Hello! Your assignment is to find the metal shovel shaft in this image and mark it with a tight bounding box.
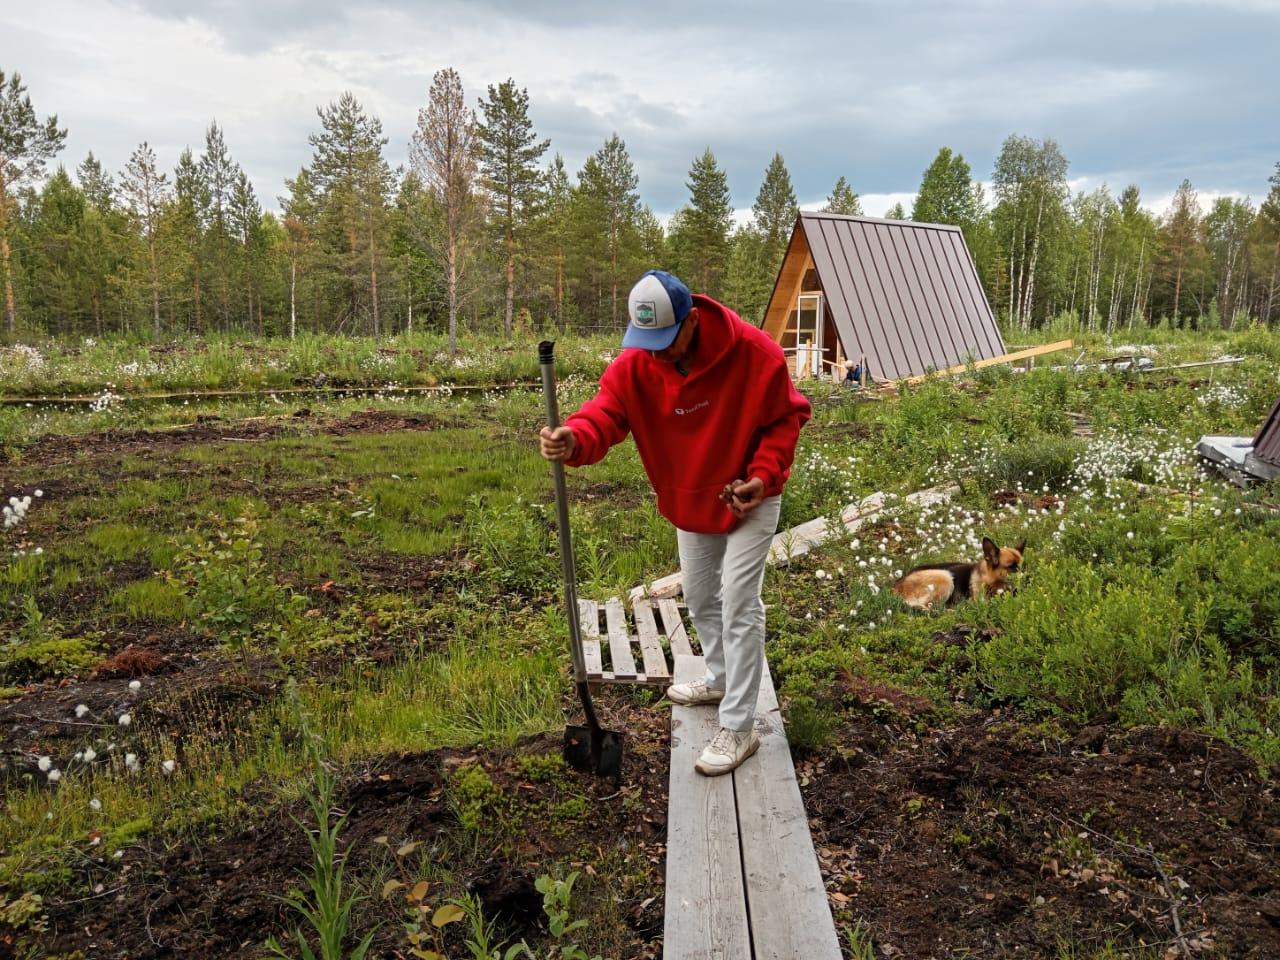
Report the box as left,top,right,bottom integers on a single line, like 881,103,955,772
538,342,592,696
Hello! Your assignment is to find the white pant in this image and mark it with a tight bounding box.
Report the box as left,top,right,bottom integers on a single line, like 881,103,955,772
676,496,782,731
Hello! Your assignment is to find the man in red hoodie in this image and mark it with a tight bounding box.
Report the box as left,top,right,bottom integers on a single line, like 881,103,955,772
539,270,810,775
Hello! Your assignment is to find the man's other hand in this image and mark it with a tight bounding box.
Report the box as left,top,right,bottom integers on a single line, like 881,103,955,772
728,476,765,517
539,425,576,461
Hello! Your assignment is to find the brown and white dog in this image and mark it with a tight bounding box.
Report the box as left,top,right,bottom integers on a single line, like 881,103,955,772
892,537,1025,611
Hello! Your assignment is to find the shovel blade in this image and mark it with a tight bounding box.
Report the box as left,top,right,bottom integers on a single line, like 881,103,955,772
563,724,624,779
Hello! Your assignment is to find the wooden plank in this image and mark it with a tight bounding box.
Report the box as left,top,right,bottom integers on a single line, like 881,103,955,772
658,598,694,657
895,338,1073,386
603,597,637,680
664,655,751,960
632,598,671,682
577,599,603,679
735,657,842,960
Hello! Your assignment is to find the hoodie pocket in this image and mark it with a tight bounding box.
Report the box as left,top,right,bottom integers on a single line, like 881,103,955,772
657,482,738,535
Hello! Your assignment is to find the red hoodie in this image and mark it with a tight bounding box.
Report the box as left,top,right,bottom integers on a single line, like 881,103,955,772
565,294,812,534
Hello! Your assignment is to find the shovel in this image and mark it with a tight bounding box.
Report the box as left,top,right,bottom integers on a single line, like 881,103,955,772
538,341,624,779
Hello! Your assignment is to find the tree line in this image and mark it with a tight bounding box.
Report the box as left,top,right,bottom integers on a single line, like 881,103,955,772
2,66,1278,345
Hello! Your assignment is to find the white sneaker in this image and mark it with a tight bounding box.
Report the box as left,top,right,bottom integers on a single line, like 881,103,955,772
695,727,760,777
666,678,725,706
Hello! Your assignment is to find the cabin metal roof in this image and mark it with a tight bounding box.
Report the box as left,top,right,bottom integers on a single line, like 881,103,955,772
1252,394,1280,467
764,212,1005,380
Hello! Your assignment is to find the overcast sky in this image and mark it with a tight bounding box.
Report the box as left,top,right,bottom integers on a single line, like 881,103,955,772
3,0,1278,221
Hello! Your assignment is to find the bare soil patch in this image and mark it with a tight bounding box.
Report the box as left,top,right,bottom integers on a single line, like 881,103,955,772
803,708,1279,958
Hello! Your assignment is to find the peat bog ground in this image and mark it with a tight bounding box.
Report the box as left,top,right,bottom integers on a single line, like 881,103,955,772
2,329,1279,959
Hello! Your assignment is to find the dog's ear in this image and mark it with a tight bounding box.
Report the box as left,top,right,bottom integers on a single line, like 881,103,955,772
1016,539,1027,555
982,536,999,566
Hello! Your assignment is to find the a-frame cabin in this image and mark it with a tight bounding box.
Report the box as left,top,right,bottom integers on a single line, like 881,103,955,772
762,211,1007,383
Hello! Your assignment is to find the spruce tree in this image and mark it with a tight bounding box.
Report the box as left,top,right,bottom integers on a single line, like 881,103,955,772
884,202,907,220
577,134,640,324
752,153,798,276
822,176,862,215
678,148,732,294
477,78,549,338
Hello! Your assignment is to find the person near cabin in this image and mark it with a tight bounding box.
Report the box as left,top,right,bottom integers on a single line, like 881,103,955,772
538,270,811,776
843,358,865,388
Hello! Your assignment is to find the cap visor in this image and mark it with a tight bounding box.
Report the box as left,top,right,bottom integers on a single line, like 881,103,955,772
622,320,682,351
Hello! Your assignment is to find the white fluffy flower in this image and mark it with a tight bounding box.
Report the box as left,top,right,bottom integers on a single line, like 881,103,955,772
74,704,89,718
118,713,132,727
162,759,176,774
125,752,139,771
38,755,52,772
128,680,142,692
82,747,96,762
90,798,102,811
48,769,62,782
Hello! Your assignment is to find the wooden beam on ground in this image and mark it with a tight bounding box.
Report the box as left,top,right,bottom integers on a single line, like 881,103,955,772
603,597,637,681
577,599,603,680
664,655,751,960
632,598,670,682
734,657,842,960
896,339,1074,386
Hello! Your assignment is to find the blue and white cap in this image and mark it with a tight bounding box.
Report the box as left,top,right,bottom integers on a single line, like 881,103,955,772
622,270,693,350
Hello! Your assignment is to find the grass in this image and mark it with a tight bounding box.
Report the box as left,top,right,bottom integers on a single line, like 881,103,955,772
3,324,1280,955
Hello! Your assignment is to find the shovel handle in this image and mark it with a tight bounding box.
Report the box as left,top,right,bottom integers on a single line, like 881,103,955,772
539,342,588,686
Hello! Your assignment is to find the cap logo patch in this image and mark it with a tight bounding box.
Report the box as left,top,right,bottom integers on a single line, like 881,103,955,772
634,301,658,326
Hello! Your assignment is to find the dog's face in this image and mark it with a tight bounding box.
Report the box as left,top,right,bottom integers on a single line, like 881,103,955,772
980,537,1025,594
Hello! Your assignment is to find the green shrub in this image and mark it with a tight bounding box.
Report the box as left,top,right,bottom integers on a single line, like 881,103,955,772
979,559,1184,718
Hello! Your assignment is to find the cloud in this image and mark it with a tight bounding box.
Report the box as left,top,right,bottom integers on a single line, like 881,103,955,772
3,0,1277,222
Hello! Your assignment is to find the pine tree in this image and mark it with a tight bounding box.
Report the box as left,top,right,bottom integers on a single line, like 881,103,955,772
0,69,67,334
884,203,907,220
121,142,171,338
477,78,548,338
411,69,480,353
752,153,798,276
309,92,395,337
822,176,862,215
1157,179,1204,325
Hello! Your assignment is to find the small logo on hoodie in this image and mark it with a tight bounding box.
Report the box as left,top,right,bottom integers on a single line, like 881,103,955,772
674,400,709,416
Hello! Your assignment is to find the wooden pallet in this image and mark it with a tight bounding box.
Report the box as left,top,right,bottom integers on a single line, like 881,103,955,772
577,596,695,686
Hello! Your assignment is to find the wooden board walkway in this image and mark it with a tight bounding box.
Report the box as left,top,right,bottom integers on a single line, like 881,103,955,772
664,654,841,960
